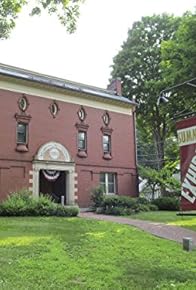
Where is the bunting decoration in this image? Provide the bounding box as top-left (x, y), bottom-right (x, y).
top-left (42, 170), bottom-right (60, 181)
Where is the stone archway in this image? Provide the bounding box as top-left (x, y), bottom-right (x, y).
top-left (32, 142), bottom-right (76, 205)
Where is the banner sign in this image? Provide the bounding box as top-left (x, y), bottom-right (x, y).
top-left (176, 117), bottom-right (196, 211)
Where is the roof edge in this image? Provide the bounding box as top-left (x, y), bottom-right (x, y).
top-left (0, 63), bottom-right (136, 107)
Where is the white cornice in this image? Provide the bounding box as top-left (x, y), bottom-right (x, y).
top-left (0, 77), bottom-right (133, 115)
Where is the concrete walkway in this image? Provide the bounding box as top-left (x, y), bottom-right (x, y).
top-left (79, 212), bottom-right (196, 247)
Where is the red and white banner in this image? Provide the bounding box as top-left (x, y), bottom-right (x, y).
top-left (42, 170), bottom-right (60, 182)
top-left (176, 117), bottom-right (196, 211)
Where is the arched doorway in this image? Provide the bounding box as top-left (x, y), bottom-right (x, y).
top-left (32, 142), bottom-right (76, 205)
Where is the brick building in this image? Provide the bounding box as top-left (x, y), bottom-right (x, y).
top-left (0, 63), bottom-right (138, 207)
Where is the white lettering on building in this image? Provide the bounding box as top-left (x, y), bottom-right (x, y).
top-left (181, 151), bottom-right (196, 203)
top-left (177, 125), bottom-right (196, 147)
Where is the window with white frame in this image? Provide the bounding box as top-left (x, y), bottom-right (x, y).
top-left (100, 173), bottom-right (116, 194)
top-left (103, 134), bottom-right (111, 153)
top-left (78, 131), bottom-right (87, 150)
top-left (17, 123), bottom-right (28, 144)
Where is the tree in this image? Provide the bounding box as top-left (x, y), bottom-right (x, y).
top-left (0, 0), bottom-right (84, 39)
top-left (161, 12), bottom-right (196, 84)
top-left (161, 12), bottom-right (196, 118)
top-left (111, 14), bottom-right (181, 170)
top-left (139, 162), bottom-right (180, 200)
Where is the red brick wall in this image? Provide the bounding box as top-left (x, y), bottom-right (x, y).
top-left (0, 88), bottom-right (138, 206)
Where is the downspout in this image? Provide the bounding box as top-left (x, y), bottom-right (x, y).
top-left (132, 106), bottom-right (139, 196)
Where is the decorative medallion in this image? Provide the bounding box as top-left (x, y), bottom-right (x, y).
top-left (49, 148), bottom-right (60, 160)
top-left (18, 95), bottom-right (29, 112)
top-left (36, 142), bottom-right (71, 162)
top-left (49, 101), bottom-right (59, 118)
top-left (77, 106), bottom-right (86, 122)
top-left (102, 111), bottom-right (110, 126)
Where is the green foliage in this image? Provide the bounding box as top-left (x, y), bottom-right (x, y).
top-left (0, 189), bottom-right (79, 216)
top-left (139, 162), bottom-right (181, 198)
top-left (0, 0), bottom-right (84, 39)
top-left (152, 197), bottom-right (180, 211)
top-left (102, 195), bottom-right (138, 209)
top-left (161, 12), bottom-right (196, 119)
top-left (91, 186), bottom-right (104, 208)
top-left (93, 195), bottom-right (154, 216)
top-left (111, 13), bottom-right (195, 170)
top-left (148, 204), bottom-right (159, 211)
top-left (161, 12), bottom-right (196, 83)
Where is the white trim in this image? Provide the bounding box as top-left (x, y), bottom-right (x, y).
top-left (36, 141), bottom-right (71, 162)
top-left (100, 172), bottom-right (117, 195)
top-left (32, 142), bottom-right (76, 205)
top-left (0, 79), bottom-right (133, 115)
top-left (32, 161), bottom-right (76, 205)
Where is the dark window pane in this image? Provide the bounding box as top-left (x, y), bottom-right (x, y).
top-left (108, 183), bottom-right (115, 193)
top-left (100, 173), bottom-right (105, 183)
top-left (108, 173), bottom-right (114, 183)
top-left (17, 123), bottom-right (27, 144)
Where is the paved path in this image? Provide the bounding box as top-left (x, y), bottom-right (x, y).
top-left (79, 212), bottom-right (196, 247)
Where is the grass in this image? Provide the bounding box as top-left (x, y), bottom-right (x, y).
top-left (129, 211), bottom-right (196, 231)
top-left (0, 217), bottom-right (196, 290)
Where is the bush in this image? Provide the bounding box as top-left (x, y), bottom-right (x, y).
top-left (152, 197), bottom-right (180, 211)
top-left (137, 197), bottom-right (150, 205)
top-left (0, 190), bottom-right (79, 217)
top-left (148, 204), bottom-right (159, 211)
top-left (137, 204), bottom-right (150, 212)
top-left (102, 195), bottom-right (138, 210)
top-left (91, 186), bottom-right (104, 208)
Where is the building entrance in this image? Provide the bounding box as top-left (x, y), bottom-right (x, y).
top-left (32, 142), bottom-right (77, 206)
top-left (39, 170), bottom-right (66, 203)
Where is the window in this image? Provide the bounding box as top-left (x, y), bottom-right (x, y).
top-left (49, 101), bottom-right (59, 118)
top-left (103, 134), bottom-right (111, 153)
top-left (15, 113), bottom-right (31, 152)
top-left (17, 123), bottom-right (27, 144)
top-left (77, 106), bottom-right (86, 122)
top-left (18, 95), bottom-right (28, 112)
top-left (78, 131), bottom-right (86, 150)
top-left (100, 173), bottom-right (116, 194)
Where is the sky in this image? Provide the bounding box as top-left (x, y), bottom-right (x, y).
top-left (0, 0), bottom-right (195, 88)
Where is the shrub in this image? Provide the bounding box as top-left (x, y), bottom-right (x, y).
top-left (55, 205), bottom-right (79, 217)
top-left (137, 197), bottom-right (150, 205)
top-left (104, 206), bottom-right (127, 216)
top-left (152, 197), bottom-right (180, 211)
top-left (0, 190), bottom-right (79, 217)
top-left (95, 207), bottom-right (105, 214)
top-left (102, 195), bottom-right (138, 210)
top-left (137, 204), bottom-right (150, 212)
top-left (148, 204), bottom-right (159, 211)
top-left (91, 186), bottom-right (104, 208)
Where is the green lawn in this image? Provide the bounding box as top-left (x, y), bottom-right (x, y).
top-left (0, 217), bottom-right (196, 290)
top-left (129, 211), bottom-right (196, 231)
